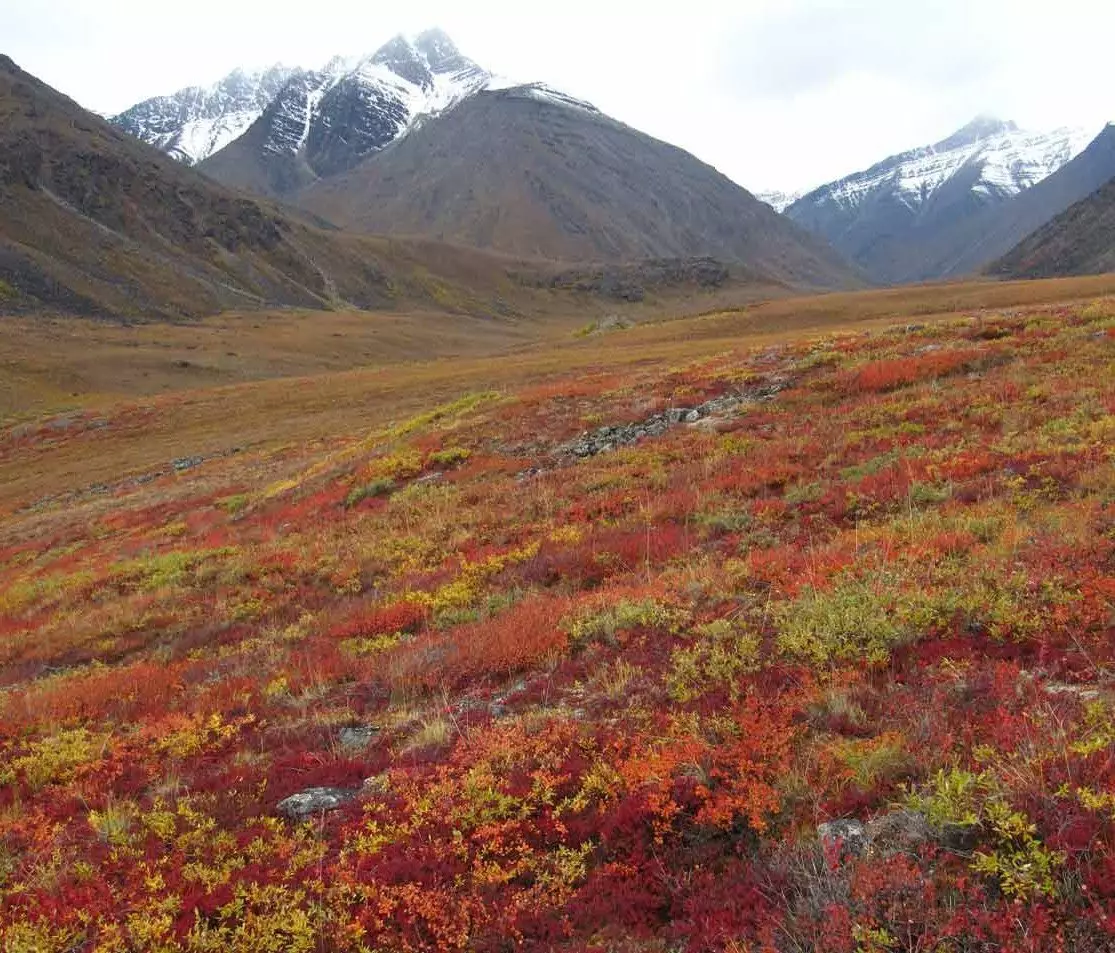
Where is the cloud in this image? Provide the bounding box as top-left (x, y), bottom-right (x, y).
top-left (715, 0), bottom-right (1007, 100)
top-left (5, 0), bottom-right (1113, 192)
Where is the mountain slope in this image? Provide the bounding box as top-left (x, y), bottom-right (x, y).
top-left (990, 170), bottom-right (1115, 278)
top-left (785, 118), bottom-right (1096, 284)
top-left (111, 65), bottom-right (297, 165)
top-left (297, 86), bottom-right (862, 289)
top-left (0, 55), bottom-right (558, 319)
top-left (199, 31), bottom-right (490, 198)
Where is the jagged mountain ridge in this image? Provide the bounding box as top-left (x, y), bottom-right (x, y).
top-left (784, 117), bottom-right (1099, 283)
top-left (111, 65), bottom-right (298, 165)
top-left (113, 30), bottom-right (491, 195)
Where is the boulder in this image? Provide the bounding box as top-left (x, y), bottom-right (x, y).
top-left (817, 819), bottom-right (868, 858)
top-left (864, 809), bottom-right (932, 857)
top-left (338, 725), bottom-right (381, 751)
top-left (276, 787), bottom-right (358, 821)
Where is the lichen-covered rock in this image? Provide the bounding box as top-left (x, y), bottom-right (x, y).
top-left (276, 787), bottom-right (358, 821)
top-left (338, 725), bottom-right (380, 751)
top-left (817, 818), bottom-right (868, 858)
top-left (865, 809), bottom-right (932, 857)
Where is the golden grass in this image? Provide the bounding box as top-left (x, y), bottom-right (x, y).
top-left (2, 274), bottom-right (1113, 511)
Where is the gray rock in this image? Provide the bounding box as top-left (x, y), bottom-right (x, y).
top-left (865, 809), bottom-right (932, 857)
top-left (338, 725), bottom-right (381, 751)
top-left (173, 456), bottom-right (204, 473)
top-left (817, 819), bottom-right (868, 857)
top-left (936, 821), bottom-right (980, 854)
top-left (277, 787), bottom-right (358, 820)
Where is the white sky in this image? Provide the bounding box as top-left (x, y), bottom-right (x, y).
top-left (6, 0), bottom-right (1114, 194)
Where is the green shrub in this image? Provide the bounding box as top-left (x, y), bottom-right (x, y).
top-left (776, 581), bottom-right (903, 666)
top-left (345, 478), bottom-right (397, 508)
top-left (666, 618), bottom-right (761, 702)
top-left (566, 599), bottom-right (686, 649)
top-left (427, 446), bottom-right (472, 468)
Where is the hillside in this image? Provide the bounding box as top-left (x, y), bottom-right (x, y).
top-left (991, 173), bottom-right (1115, 277)
top-left (0, 55), bottom-right (551, 319)
top-left (785, 118), bottom-right (1105, 284)
top-left (296, 86), bottom-right (863, 289)
top-left (1, 286), bottom-right (1113, 951)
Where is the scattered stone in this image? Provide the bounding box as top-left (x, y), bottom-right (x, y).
top-left (338, 725), bottom-right (381, 751)
top-left (1043, 682), bottom-right (1102, 701)
top-left (173, 456), bottom-right (204, 473)
top-left (276, 787), bottom-right (358, 821)
top-left (818, 819), bottom-right (868, 858)
top-left (362, 774), bottom-right (390, 794)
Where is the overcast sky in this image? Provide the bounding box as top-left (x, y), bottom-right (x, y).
top-left (7, 0), bottom-right (1114, 193)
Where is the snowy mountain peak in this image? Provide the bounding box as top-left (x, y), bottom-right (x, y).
top-left (793, 118), bottom-right (1098, 217)
top-left (111, 30), bottom-right (493, 169)
top-left (939, 115), bottom-right (1018, 149)
top-left (758, 190), bottom-right (805, 213)
top-left (111, 64), bottom-right (298, 164)
top-left (414, 28), bottom-right (467, 71)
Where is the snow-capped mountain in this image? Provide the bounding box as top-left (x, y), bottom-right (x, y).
top-left (196, 29), bottom-right (493, 198)
top-left (111, 65), bottom-right (297, 165)
top-left (757, 190), bottom-right (804, 213)
top-left (811, 118), bottom-right (1093, 214)
top-left (784, 117), bottom-right (1102, 284)
top-left (112, 29), bottom-right (491, 178)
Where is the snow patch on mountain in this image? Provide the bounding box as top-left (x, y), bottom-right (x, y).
top-left (111, 65), bottom-right (296, 165)
top-left (113, 30), bottom-right (601, 171)
top-left (758, 190), bottom-right (805, 213)
top-left (815, 118), bottom-right (1095, 214)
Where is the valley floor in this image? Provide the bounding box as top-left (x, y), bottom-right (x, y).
top-left (1, 279), bottom-right (1114, 951)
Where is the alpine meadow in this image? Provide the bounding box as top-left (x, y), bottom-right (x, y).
top-left (2, 7), bottom-right (1115, 952)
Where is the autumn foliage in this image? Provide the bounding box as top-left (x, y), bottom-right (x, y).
top-left (2, 298), bottom-right (1115, 950)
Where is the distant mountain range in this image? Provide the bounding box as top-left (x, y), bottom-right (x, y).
top-left (781, 117), bottom-right (1115, 283)
top-left (29, 29), bottom-right (1115, 295)
top-left (104, 31), bottom-right (862, 286)
top-left (113, 30), bottom-right (490, 196)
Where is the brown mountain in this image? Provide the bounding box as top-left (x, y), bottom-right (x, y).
top-left (990, 173), bottom-right (1115, 278)
top-left (0, 55), bottom-right (551, 319)
top-left (292, 86), bottom-right (862, 290)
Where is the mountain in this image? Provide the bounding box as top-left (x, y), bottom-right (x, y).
top-left (295, 85), bottom-right (862, 289)
top-left (785, 117), bottom-right (1097, 284)
top-left (195, 30), bottom-right (489, 198)
top-left (758, 190), bottom-right (804, 213)
top-left (990, 152), bottom-right (1115, 278)
top-left (0, 54), bottom-right (553, 319)
top-left (111, 65), bottom-right (298, 165)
